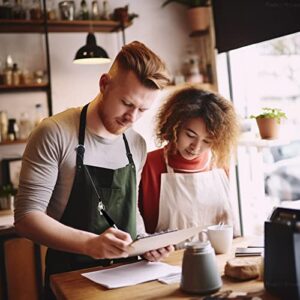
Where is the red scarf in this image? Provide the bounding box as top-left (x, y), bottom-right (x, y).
top-left (167, 148), bottom-right (211, 172)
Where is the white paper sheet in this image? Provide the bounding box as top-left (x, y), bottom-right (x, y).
top-left (82, 260), bottom-right (181, 289)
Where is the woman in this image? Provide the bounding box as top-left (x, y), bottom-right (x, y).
top-left (138, 86), bottom-right (240, 235)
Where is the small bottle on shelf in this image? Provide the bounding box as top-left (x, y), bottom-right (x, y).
top-left (0, 111), bottom-right (8, 143)
top-left (30, 0), bottom-right (42, 20)
top-left (79, 0), bottom-right (89, 20)
top-left (7, 118), bottom-right (19, 141)
top-left (91, 0), bottom-right (100, 20)
top-left (12, 0), bottom-right (26, 19)
top-left (19, 112), bottom-right (33, 140)
top-left (34, 103), bottom-right (44, 127)
top-left (101, 0), bottom-right (109, 20)
top-left (4, 55), bottom-right (13, 86)
top-left (12, 63), bottom-right (21, 86)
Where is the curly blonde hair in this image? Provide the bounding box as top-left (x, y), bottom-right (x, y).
top-left (155, 86), bottom-right (240, 168)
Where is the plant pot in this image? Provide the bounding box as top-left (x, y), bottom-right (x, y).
top-left (0, 195), bottom-right (13, 210)
top-left (256, 118), bottom-right (279, 140)
top-left (186, 7), bottom-right (210, 33)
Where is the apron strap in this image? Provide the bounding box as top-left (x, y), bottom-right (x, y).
top-left (76, 104), bottom-right (89, 166)
top-left (122, 134), bottom-right (135, 165)
top-left (75, 104), bottom-right (134, 167)
top-left (163, 148), bottom-right (175, 173)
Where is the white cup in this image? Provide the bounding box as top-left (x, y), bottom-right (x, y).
top-left (202, 224), bottom-right (233, 254)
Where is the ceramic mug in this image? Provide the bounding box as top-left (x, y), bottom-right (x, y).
top-left (201, 224), bottom-right (233, 254)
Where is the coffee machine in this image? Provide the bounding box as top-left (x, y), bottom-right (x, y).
top-left (264, 207), bottom-right (300, 300)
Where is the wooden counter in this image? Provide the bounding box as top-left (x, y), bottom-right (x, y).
top-left (50, 237), bottom-right (280, 300)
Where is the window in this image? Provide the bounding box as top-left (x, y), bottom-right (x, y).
top-left (217, 32), bottom-right (300, 235)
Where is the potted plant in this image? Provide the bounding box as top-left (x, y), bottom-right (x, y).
top-left (0, 183), bottom-right (17, 210)
top-left (250, 107), bottom-right (287, 140)
top-left (161, 0), bottom-right (211, 32)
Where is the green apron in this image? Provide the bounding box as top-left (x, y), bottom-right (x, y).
top-left (44, 104), bottom-right (138, 298)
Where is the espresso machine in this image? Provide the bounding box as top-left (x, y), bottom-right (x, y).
top-left (264, 207), bottom-right (300, 299)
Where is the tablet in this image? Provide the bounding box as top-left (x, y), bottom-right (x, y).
top-left (128, 226), bottom-right (202, 256)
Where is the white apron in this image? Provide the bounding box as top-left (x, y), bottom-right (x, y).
top-left (156, 159), bottom-right (234, 238)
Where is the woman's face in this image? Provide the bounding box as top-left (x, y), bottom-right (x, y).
top-left (176, 117), bottom-right (213, 160)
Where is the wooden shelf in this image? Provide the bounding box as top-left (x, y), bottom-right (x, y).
top-left (189, 29), bottom-right (209, 38)
top-left (0, 139), bottom-right (27, 146)
top-left (0, 19), bottom-right (132, 33)
top-left (0, 83), bottom-right (49, 92)
top-left (0, 19), bottom-right (44, 33)
top-left (238, 132), bottom-right (292, 149)
top-left (47, 20), bottom-right (131, 33)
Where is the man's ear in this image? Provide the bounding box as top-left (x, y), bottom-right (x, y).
top-left (99, 73), bottom-right (111, 93)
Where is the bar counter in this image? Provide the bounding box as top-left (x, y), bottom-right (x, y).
top-left (51, 237), bottom-right (280, 300)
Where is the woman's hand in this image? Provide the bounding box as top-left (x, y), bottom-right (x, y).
top-left (142, 245), bottom-right (174, 262)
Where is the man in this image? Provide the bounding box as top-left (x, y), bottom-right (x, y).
top-left (14, 41), bottom-right (173, 298)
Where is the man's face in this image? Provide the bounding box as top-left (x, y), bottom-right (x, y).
top-left (98, 69), bottom-right (159, 135)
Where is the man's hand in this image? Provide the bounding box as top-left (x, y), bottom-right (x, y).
top-left (87, 227), bottom-right (132, 259)
top-left (142, 245), bottom-right (174, 262)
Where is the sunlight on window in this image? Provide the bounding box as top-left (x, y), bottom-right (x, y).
top-left (217, 32), bottom-right (300, 236)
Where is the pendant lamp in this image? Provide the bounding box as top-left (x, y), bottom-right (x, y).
top-left (73, 33), bottom-right (111, 64)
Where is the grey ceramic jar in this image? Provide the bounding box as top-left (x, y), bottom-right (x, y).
top-left (180, 241), bottom-right (222, 294)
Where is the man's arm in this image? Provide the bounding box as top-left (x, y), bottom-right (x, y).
top-left (15, 211), bottom-right (132, 259)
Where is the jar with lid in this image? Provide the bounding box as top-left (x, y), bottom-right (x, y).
top-left (180, 241), bottom-right (222, 295)
top-left (30, 0), bottom-right (42, 20)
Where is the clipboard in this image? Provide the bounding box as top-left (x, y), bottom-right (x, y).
top-left (128, 226), bottom-right (202, 256)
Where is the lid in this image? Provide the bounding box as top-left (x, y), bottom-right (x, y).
top-left (184, 241), bottom-right (212, 253)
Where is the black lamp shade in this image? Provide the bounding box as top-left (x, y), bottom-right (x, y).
top-left (73, 33), bottom-right (111, 64)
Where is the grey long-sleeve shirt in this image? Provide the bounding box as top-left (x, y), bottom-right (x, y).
top-left (14, 107), bottom-right (146, 234)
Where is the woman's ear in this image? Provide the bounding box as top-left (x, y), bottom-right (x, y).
top-left (99, 73), bottom-right (111, 93)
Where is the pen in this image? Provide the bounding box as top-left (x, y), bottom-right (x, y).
top-left (98, 203), bottom-right (118, 229)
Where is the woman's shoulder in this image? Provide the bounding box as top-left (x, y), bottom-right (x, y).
top-left (142, 147), bottom-right (165, 171)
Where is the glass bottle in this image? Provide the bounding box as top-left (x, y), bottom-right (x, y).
top-left (19, 112), bottom-right (33, 140)
top-left (91, 0), bottom-right (100, 20)
top-left (101, 0), bottom-right (108, 20)
top-left (30, 0), bottom-right (42, 20)
top-left (12, 0), bottom-right (26, 19)
top-left (80, 0), bottom-right (89, 20)
top-left (4, 55), bottom-right (13, 86)
top-left (34, 103), bottom-right (43, 127)
top-left (0, 111), bottom-right (8, 143)
top-left (7, 118), bottom-right (19, 141)
top-left (12, 63), bottom-right (21, 85)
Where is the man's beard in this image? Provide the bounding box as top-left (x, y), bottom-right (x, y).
top-left (99, 111), bottom-right (130, 135)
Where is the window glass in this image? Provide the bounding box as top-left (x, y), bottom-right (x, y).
top-left (217, 32), bottom-right (300, 235)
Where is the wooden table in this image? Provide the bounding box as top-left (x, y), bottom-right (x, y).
top-left (50, 237), bottom-right (280, 300)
